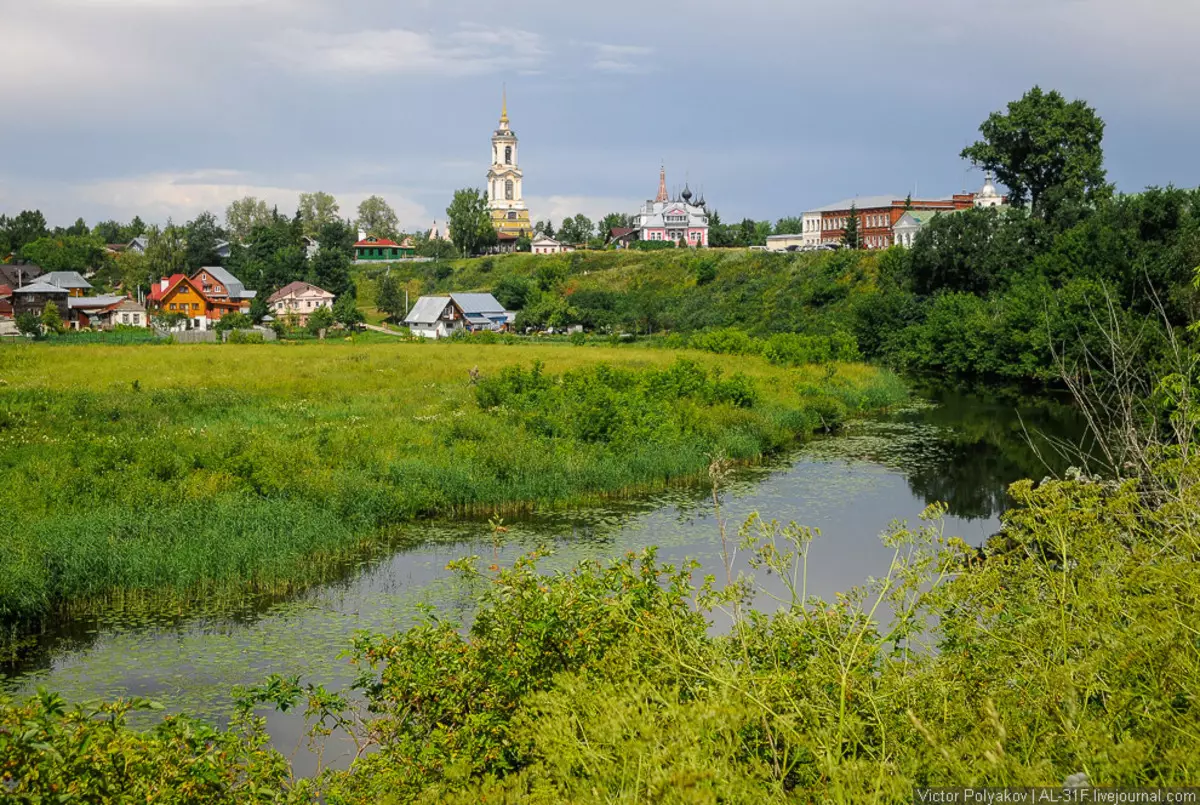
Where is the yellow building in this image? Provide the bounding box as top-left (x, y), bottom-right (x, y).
top-left (486, 90), bottom-right (532, 245)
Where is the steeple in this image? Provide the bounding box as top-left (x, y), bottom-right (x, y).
top-left (499, 85), bottom-right (509, 126)
top-left (656, 164), bottom-right (668, 203)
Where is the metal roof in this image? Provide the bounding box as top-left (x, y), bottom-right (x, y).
top-left (405, 296), bottom-right (451, 324)
top-left (809, 195), bottom-right (903, 213)
top-left (195, 266), bottom-right (252, 299)
top-left (13, 281), bottom-right (69, 294)
top-left (43, 271), bottom-right (93, 289)
top-left (450, 293), bottom-right (506, 315)
top-left (68, 295), bottom-right (125, 309)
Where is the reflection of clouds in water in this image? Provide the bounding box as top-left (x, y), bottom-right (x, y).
top-left (0, 385), bottom-right (1085, 754)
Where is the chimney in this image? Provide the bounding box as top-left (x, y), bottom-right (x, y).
top-left (358, 229), bottom-right (367, 242)
top-left (160, 277), bottom-right (169, 292)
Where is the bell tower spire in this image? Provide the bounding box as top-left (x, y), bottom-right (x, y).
top-left (500, 84), bottom-right (509, 126)
top-left (656, 163), bottom-right (668, 203)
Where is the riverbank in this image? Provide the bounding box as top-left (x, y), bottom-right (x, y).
top-left (0, 340), bottom-right (906, 642)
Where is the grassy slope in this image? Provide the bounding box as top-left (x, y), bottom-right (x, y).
top-left (353, 248), bottom-right (880, 333)
top-left (0, 339), bottom-right (903, 628)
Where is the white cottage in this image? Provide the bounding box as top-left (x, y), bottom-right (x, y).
top-left (531, 236), bottom-right (574, 255)
top-left (404, 293), bottom-right (512, 339)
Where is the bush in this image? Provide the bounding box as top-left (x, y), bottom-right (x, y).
top-left (226, 330), bottom-right (265, 344)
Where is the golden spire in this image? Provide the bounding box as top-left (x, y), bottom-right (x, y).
top-left (500, 84), bottom-right (509, 125)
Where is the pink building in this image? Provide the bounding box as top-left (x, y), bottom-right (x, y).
top-left (630, 166), bottom-right (710, 247)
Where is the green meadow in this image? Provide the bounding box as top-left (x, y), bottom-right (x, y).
top-left (0, 339), bottom-right (904, 633)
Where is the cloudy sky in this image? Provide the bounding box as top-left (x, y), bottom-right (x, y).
top-left (1, 0), bottom-right (1197, 230)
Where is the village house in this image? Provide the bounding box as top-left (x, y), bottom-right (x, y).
top-left (67, 296), bottom-right (149, 330)
top-left (12, 281), bottom-right (70, 323)
top-left (190, 266), bottom-right (256, 321)
top-left (531, 236), bottom-right (574, 255)
top-left (266, 281), bottom-right (335, 326)
top-left (0, 284), bottom-right (12, 320)
top-left (42, 271), bottom-right (93, 297)
top-left (629, 166), bottom-right (710, 247)
top-left (0, 264), bottom-right (43, 289)
top-left (404, 292), bottom-right (512, 339)
top-left (353, 236), bottom-right (415, 262)
top-left (147, 274), bottom-right (211, 330)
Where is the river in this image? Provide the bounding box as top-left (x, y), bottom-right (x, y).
top-left (0, 382), bottom-right (1088, 772)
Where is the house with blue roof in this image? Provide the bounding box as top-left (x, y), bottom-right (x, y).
top-left (403, 292), bottom-right (512, 339)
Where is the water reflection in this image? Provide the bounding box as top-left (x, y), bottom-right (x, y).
top-left (1, 383), bottom-right (1088, 757)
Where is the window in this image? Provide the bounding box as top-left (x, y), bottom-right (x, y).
top-left (505, 180), bottom-right (514, 200)
top-left (505, 145), bottom-right (512, 164)
top-left (169, 303), bottom-right (176, 310)
top-left (122, 313), bottom-right (130, 324)
top-left (508, 211), bottom-right (517, 220)
top-left (192, 303), bottom-right (199, 311)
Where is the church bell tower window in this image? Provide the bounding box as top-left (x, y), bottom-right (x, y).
top-left (505, 180), bottom-right (514, 200)
top-left (505, 146), bottom-right (512, 165)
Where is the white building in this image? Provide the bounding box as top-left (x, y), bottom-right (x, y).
top-left (266, 281), bottom-right (335, 326)
top-left (802, 212), bottom-right (824, 248)
top-left (531, 236), bottom-right (573, 255)
top-left (765, 234), bottom-right (805, 252)
top-left (975, 172), bottom-right (1004, 208)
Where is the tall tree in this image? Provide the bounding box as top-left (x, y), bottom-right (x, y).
top-left (375, 274), bottom-right (406, 322)
top-left (355, 196), bottom-right (400, 239)
top-left (446, 188), bottom-right (496, 257)
top-left (559, 214), bottom-right (594, 244)
top-left (599, 213), bottom-right (632, 242)
top-left (775, 217), bottom-right (804, 235)
top-left (21, 235), bottom-right (107, 272)
top-left (961, 86), bottom-right (1110, 222)
top-left (317, 219), bottom-right (357, 257)
top-left (842, 204), bottom-right (861, 249)
top-left (707, 210), bottom-right (733, 248)
top-left (64, 218), bottom-right (89, 237)
top-left (184, 211), bottom-right (226, 270)
top-left (93, 220), bottom-right (124, 244)
top-left (308, 247), bottom-right (353, 298)
top-left (298, 192), bottom-right (341, 237)
top-left (144, 223), bottom-right (189, 281)
top-left (225, 196), bottom-right (272, 242)
top-left (4, 210), bottom-right (48, 255)
top-left (124, 216), bottom-right (147, 242)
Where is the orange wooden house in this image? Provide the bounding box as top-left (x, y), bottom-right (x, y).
top-left (146, 274), bottom-right (210, 329)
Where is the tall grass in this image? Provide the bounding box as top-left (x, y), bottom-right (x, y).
top-left (0, 340), bottom-right (905, 634)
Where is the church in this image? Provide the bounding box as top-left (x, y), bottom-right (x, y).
top-left (630, 166), bottom-right (710, 247)
top-left (486, 90), bottom-right (533, 247)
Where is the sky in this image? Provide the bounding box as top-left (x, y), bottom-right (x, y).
top-left (1, 0), bottom-right (1198, 231)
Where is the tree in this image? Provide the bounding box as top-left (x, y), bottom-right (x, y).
top-left (736, 219), bottom-right (758, 247)
top-left (707, 210), bottom-right (734, 248)
top-left (446, 188), bottom-right (496, 257)
top-left (225, 196), bottom-right (272, 242)
top-left (15, 312), bottom-right (41, 337)
top-left (3, 210), bottom-right (48, 254)
top-left (144, 223), bottom-right (188, 281)
top-left (414, 234), bottom-right (457, 260)
top-left (214, 311), bottom-right (253, 332)
top-left (493, 275), bottom-right (534, 310)
top-left (356, 196), bottom-right (400, 240)
top-left (308, 247), bottom-right (353, 298)
top-left (376, 274), bottom-right (406, 322)
top-left (533, 220), bottom-right (556, 239)
top-left (559, 214), bottom-right (594, 245)
top-left (842, 204), bottom-right (861, 249)
top-left (21, 235), bottom-right (107, 272)
top-left (185, 211), bottom-right (226, 270)
top-left (249, 293), bottom-right (268, 323)
top-left (93, 220), bottom-right (125, 244)
top-left (333, 293), bottom-right (365, 329)
top-left (961, 86), bottom-right (1110, 222)
top-left (64, 218), bottom-right (89, 237)
top-left (599, 213), bottom-right (632, 242)
top-left (307, 304), bottom-right (335, 335)
top-left (40, 301), bottom-right (64, 334)
top-left (775, 217), bottom-right (804, 235)
top-left (298, 192), bottom-right (341, 237)
top-left (316, 219), bottom-right (357, 257)
top-left (124, 216), bottom-right (147, 242)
